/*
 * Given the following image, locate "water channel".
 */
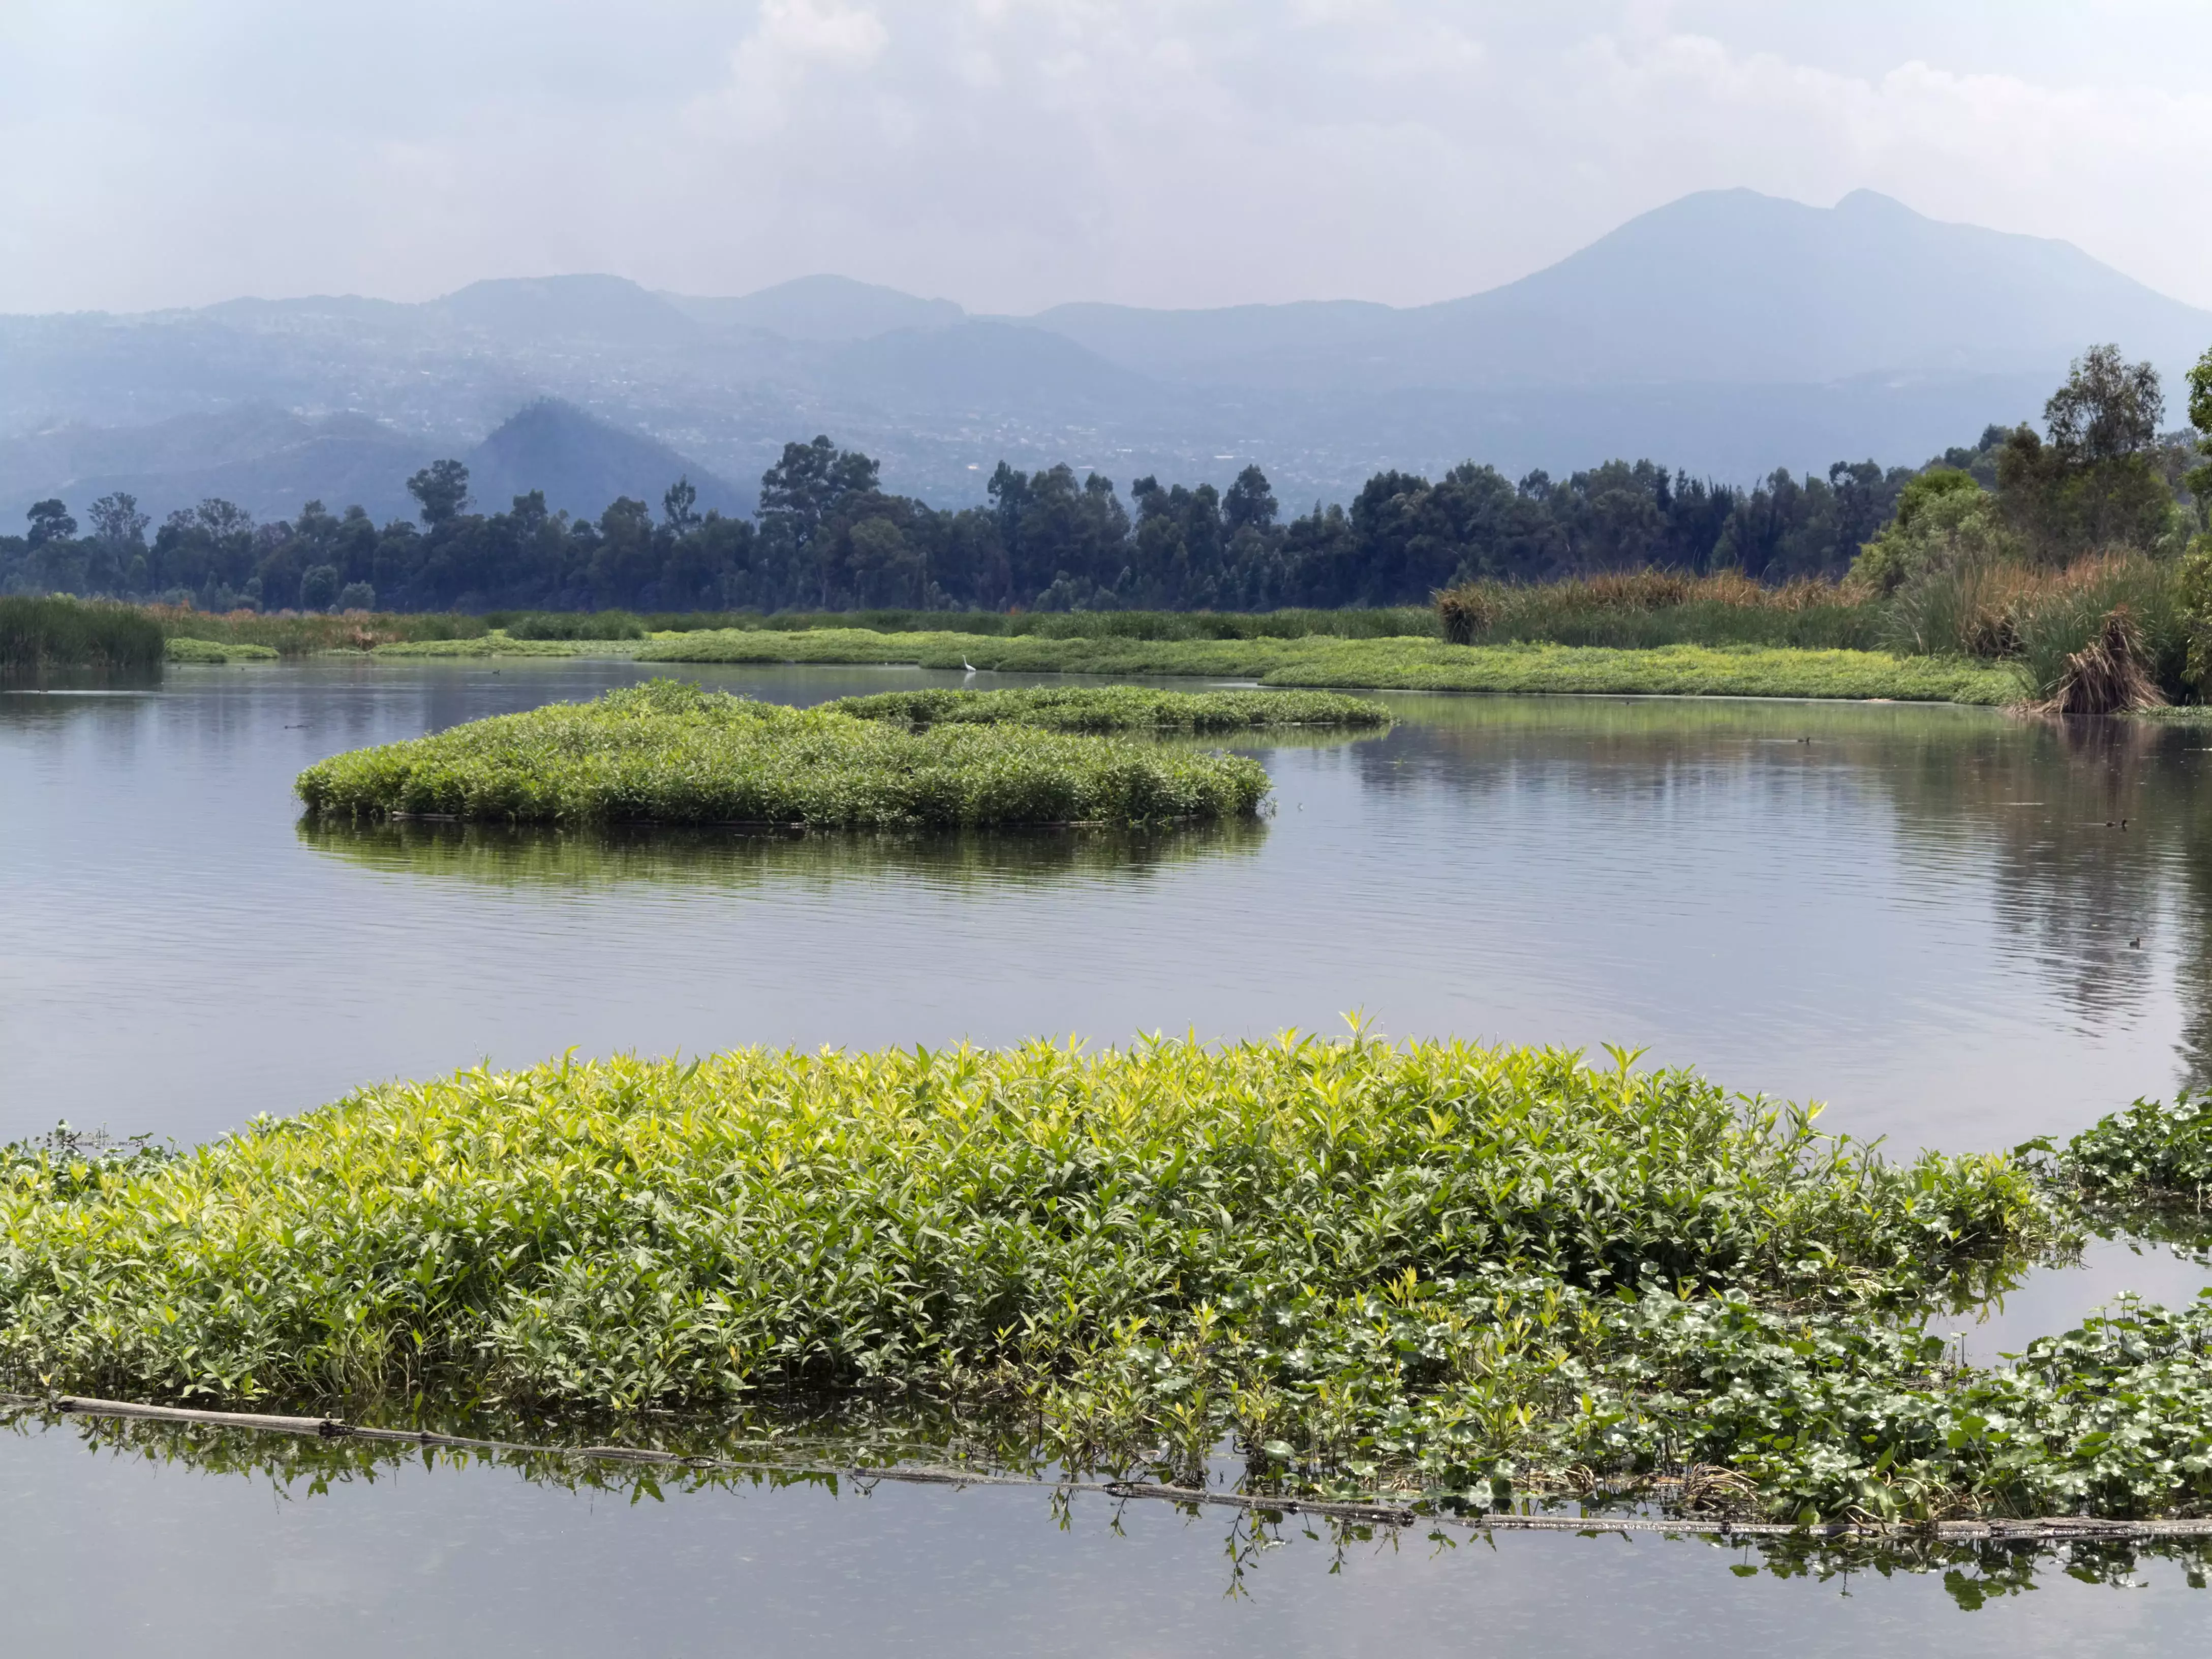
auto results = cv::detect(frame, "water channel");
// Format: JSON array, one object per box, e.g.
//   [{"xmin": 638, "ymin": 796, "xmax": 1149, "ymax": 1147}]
[{"xmin": 6, "ymin": 658, "xmax": 2212, "ymax": 1653}]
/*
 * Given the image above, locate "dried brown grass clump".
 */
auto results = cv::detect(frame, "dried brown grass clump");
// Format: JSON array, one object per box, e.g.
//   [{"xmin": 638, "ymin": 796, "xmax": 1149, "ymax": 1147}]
[
  {"xmin": 2036, "ymin": 605, "xmax": 2167, "ymax": 717},
  {"xmin": 1581, "ymin": 570, "xmax": 1695, "ymax": 609},
  {"xmin": 1434, "ymin": 584, "xmax": 1503, "ymax": 644}
]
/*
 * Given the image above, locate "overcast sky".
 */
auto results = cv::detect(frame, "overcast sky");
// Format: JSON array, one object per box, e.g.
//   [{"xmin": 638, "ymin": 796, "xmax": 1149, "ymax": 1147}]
[{"xmin": 6, "ymin": 1, "xmax": 2212, "ymax": 316}]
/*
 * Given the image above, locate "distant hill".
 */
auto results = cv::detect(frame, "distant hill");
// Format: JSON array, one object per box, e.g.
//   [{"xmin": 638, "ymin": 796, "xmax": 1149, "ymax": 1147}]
[
  {"xmin": 463, "ymin": 401, "xmax": 744, "ymax": 521},
  {"xmin": 1020, "ymin": 190, "xmax": 2212, "ymax": 393},
  {"xmin": 0, "ymin": 408, "xmax": 436, "ymax": 526},
  {"xmin": 664, "ymin": 274, "xmax": 963, "ymax": 342},
  {"xmin": 7, "ymin": 189, "xmax": 2211, "ymax": 521}
]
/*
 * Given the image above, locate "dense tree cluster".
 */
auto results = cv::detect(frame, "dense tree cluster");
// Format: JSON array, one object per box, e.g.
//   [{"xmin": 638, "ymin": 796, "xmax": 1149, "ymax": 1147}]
[{"xmin": 4, "ymin": 374, "xmax": 2195, "ymax": 613}]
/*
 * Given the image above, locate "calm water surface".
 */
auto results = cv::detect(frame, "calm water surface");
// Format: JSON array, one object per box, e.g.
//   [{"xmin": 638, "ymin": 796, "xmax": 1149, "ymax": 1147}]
[{"xmin": 6, "ymin": 658, "xmax": 2212, "ymax": 1653}]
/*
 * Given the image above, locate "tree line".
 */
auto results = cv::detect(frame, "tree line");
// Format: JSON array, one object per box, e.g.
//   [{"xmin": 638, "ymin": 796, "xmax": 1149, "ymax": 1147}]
[{"xmin": 3, "ymin": 358, "xmax": 2200, "ymax": 615}]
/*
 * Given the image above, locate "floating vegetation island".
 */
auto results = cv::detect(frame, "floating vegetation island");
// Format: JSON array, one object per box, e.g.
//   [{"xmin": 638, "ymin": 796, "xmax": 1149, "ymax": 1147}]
[
  {"xmin": 294, "ymin": 680, "xmax": 1272, "ymax": 829},
  {"xmin": 823, "ymin": 685, "xmax": 1393, "ymax": 732},
  {"xmin": 12, "ymin": 1033, "xmax": 2212, "ymax": 1524}
]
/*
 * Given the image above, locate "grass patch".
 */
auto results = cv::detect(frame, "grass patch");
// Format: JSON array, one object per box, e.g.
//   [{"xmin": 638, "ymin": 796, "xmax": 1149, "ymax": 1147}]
[
  {"xmin": 13, "ymin": 1033, "xmax": 2166, "ymax": 1523},
  {"xmin": 295, "ymin": 680, "xmax": 1270, "ymax": 828},
  {"xmin": 0, "ymin": 596, "xmax": 165, "ymax": 673},
  {"xmin": 824, "ymin": 686, "xmax": 1392, "ymax": 732},
  {"xmin": 164, "ymin": 636, "xmax": 280, "ymax": 664},
  {"xmin": 641, "ymin": 606, "xmax": 1441, "ymax": 641},
  {"xmin": 641, "ymin": 628, "xmax": 2018, "ymax": 704},
  {"xmin": 371, "ymin": 634, "xmax": 604, "ymax": 659}
]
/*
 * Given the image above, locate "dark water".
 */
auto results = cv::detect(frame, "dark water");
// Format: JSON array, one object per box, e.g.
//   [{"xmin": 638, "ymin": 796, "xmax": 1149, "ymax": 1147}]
[{"xmin": 7, "ymin": 658, "xmax": 2212, "ymax": 1653}]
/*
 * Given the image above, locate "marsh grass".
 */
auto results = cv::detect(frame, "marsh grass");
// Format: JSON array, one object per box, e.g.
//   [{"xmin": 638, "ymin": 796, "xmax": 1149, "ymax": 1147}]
[
  {"xmin": 824, "ymin": 686, "xmax": 1392, "ymax": 732},
  {"xmin": 147, "ymin": 606, "xmax": 488, "ymax": 656},
  {"xmin": 164, "ymin": 636, "xmax": 280, "ymax": 664},
  {"xmin": 294, "ymin": 680, "xmax": 1270, "ymax": 828},
  {"xmin": 644, "ymin": 606, "xmax": 1441, "ymax": 641},
  {"xmin": 641, "ymin": 629, "xmax": 2016, "ymax": 703},
  {"xmin": 1437, "ymin": 573, "xmax": 1881, "ymax": 651},
  {"xmin": 371, "ymin": 634, "xmax": 599, "ymax": 659},
  {"xmin": 0, "ymin": 596, "xmax": 164, "ymax": 672}
]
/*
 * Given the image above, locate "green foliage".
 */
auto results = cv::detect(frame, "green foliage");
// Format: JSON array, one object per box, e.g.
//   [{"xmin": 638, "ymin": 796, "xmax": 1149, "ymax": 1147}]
[
  {"xmin": 164, "ymin": 636, "xmax": 279, "ymax": 663},
  {"xmin": 294, "ymin": 680, "xmax": 1270, "ymax": 828},
  {"xmin": 1856, "ymin": 479, "xmax": 2013, "ymax": 608},
  {"xmin": 824, "ymin": 687, "xmax": 1392, "ymax": 733},
  {"xmin": 0, "ymin": 1034, "xmax": 2063, "ymax": 1519},
  {"xmin": 2037, "ymin": 1093, "xmax": 2212, "ymax": 1211},
  {"xmin": 2179, "ymin": 534, "xmax": 2212, "ymax": 693},
  {"xmin": 0, "ymin": 595, "xmax": 164, "ymax": 672},
  {"xmin": 641, "ymin": 627, "xmax": 2019, "ymax": 704}
]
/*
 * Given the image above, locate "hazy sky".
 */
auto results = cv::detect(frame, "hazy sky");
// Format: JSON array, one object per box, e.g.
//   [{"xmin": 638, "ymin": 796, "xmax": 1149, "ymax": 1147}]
[{"xmin": 6, "ymin": 1, "xmax": 2212, "ymax": 316}]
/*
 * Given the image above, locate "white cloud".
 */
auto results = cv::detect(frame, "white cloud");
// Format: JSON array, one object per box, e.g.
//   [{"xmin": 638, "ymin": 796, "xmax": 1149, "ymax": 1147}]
[{"xmin": 3, "ymin": 2, "xmax": 2212, "ymax": 314}]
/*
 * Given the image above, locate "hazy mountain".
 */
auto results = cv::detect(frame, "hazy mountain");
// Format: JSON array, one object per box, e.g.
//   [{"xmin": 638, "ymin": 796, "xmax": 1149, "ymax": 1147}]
[
  {"xmin": 663, "ymin": 274, "xmax": 963, "ymax": 342},
  {"xmin": 6, "ymin": 188, "xmax": 2209, "ymax": 528},
  {"xmin": 1022, "ymin": 190, "xmax": 2212, "ymax": 392},
  {"xmin": 0, "ymin": 408, "xmax": 436, "ymax": 526},
  {"xmin": 463, "ymin": 401, "xmax": 744, "ymax": 521}
]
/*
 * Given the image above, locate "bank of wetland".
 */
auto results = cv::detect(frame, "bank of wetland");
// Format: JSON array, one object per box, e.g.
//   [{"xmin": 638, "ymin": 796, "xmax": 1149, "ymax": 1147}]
[
  {"xmin": 294, "ymin": 681, "xmax": 1276, "ymax": 829},
  {"xmin": 9, "ymin": 1032, "xmax": 2212, "ymax": 1528}
]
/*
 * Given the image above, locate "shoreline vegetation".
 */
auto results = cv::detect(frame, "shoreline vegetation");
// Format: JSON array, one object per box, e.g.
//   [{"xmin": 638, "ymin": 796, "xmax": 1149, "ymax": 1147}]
[
  {"xmin": 637, "ymin": 628, "xmax": 2020, "ymax": 703},
  {"xmin": 294, "ymin": 680, "xmax": 1272, "ymax": 829},
  {"xmin": 10, "ymin": 1033, "xmax": 2212, "ymax": 1524}
]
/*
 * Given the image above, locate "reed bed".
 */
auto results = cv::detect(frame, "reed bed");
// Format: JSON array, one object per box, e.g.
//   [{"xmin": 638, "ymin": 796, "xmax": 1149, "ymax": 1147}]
[
  {"xmin": 824, "ymin": 686, "xmax": 1392, "ymax": 732},
  {"xmin": 294, "ymin": 680, "xmax": 1269, "ymax": 828},
  {"xmin": 1436, "ymin": 572, "xmax": 1882, "ymax": 651},
  {"xmin": 0, "ymin": 596, "xmax": 165, "ymax": 672},
  {"xmin": 1, "ymin": 1033, "xmax": 2101, "ymax": 1521}
]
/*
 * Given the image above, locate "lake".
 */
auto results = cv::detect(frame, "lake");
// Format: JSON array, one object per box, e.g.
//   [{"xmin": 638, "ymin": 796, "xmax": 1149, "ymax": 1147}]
[{"xmin": 5, "ymin": 658, "xmax": 2212, "ymax": 1654}]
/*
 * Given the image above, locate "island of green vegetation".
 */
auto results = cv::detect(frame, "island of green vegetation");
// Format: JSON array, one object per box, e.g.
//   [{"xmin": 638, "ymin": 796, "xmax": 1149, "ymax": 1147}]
[
  {"xmin": 164, "ymin": 635, "xmax": 279, "ymax": 663},
  {"xmin": 294, "ymin": 680, "xmax": 1270, "ymax": 828},
  {"xmin": 822, "ymin": 685, "xmax": 1393, "ymax": 731},
  {"xmin": 5, "ymin": 1033, "xmax": 2209, "ymax": 1524}
]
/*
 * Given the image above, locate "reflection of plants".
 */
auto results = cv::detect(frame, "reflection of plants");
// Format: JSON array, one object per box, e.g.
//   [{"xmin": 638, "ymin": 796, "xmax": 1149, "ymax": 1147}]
[
  {"xmin": 9, "ymin": 1398, "xmax": 2212, "ymax": 1609},
  {"xmin": 296, "ymin": 816, "xmax": 1268, "ymax": 891}
]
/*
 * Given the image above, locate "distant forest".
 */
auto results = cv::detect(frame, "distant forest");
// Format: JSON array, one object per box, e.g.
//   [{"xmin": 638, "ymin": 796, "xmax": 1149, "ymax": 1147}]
[{"xmin": 0, "ymin": 419, "xmax": 2196, "ymax": 614}]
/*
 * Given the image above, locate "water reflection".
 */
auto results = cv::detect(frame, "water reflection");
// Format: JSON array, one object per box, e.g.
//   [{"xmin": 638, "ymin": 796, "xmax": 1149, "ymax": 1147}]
[
  {"xmin": 6, "ymin": 1403, "xmax": 2207, "ymax": 1617},
  {"xmin": 298, "ymin": 818, "xmax": 1270, "ymax": 893}
]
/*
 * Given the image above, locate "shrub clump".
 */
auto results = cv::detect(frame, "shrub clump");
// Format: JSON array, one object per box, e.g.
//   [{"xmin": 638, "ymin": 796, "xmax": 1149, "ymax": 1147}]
[
  {"xmin": 293, "ymin": 680, "xmax": 1269, "ymax": 828},
  {"xmin": 824, "ymin": 686, "xmax": 1392, "ymax": 732},
  {"xmin": 0, "ymin": 1034, "xmax": 2095, "ymax": 1520}
]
